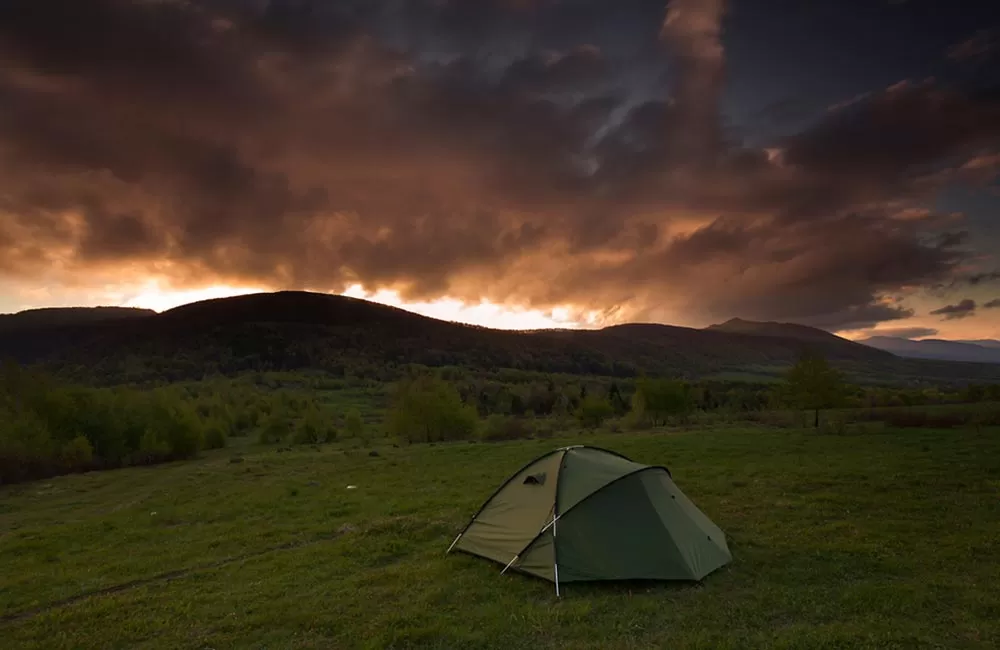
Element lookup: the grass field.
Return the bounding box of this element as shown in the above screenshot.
[2,425,999,649]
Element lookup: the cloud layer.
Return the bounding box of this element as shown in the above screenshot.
[1,0,999,329]
[930,299,978,320]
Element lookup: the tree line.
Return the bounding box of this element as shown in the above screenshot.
[4,353,1000,484]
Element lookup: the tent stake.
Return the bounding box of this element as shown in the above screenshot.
[501,554,519,575]
[446,533,462,554]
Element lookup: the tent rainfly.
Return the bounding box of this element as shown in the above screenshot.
[447,445,731,595]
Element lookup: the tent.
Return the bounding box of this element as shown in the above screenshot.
[447,445,731,595]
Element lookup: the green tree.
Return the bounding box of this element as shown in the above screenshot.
[577,395,614,429]
[785,353,846,428]
[387,376,478,443]
[632,378,693,426]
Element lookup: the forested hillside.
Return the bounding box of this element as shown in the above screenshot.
[2,291,1000,386]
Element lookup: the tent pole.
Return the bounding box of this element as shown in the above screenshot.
[553,515,561,597]
[446,533,462,554]
[501,554,519,575]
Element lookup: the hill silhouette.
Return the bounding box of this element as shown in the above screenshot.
[1,291,998,386]
[0,306,154,332]
[861,336,1000,364]
[708,317,858,345]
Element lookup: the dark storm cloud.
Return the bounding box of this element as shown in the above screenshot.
[0,0,998,329]
[783,80,1000,181]
[967,271,1000,286]
[948,29,997,62]
[932,270,1000,293]
[985,298,1000,309]
[930,299,977,320]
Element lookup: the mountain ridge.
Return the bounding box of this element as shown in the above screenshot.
[861,336,1000,364]
[1,291,998,386]
[0,306,155,332]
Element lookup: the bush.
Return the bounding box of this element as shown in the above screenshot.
[0,366,268,484]
[345,409,364,439]
[60,435,94,470]
[258,411,291,444]
[203,422,227,450]
[0,411,55,483]
[133,430,172,466]
[481,415,534,442]
[293,407,325,445]
[632,378,693,426]
[577,396,614,429]
[232,407,259,436]
[387,376,479,444]
[152,399,204,458]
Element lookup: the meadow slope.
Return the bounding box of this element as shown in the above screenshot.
[1,426,998,649]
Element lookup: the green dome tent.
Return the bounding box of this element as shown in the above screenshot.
[447,445,731,595]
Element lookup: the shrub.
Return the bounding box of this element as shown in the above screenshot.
[155,400,204,458]
[577,396,614,429]
[232,407,258,436]
[632,378,694,426]
[203,422,228,450]
[387,376,479,444]
[293,407,326,445]
[481,415,534,442]
[345,408,364,439]
[133,430,172,466]
[0,411,55,484]
[0,366,216,484]
[60,435,94,470]
[258,411,291,444]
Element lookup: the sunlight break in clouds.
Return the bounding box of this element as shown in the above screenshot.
[1,0,999,337]
[339,285,591,330]
[122,282,269,313]
[122,281,592,331]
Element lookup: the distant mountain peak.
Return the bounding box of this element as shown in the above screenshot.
[861,336,1000,364]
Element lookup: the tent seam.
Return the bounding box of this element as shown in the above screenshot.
[446,448,563,553]
[511,465,673,564]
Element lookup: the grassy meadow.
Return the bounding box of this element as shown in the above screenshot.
[2,424,999,649]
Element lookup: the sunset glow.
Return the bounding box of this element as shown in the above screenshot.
[123,283,270,313]
[0,0,998,339]
[339,285,590,330]
[118,281,592,331]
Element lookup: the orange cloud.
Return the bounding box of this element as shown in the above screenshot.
[0,0,998,334]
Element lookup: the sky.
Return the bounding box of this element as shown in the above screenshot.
[1,0,999,339]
